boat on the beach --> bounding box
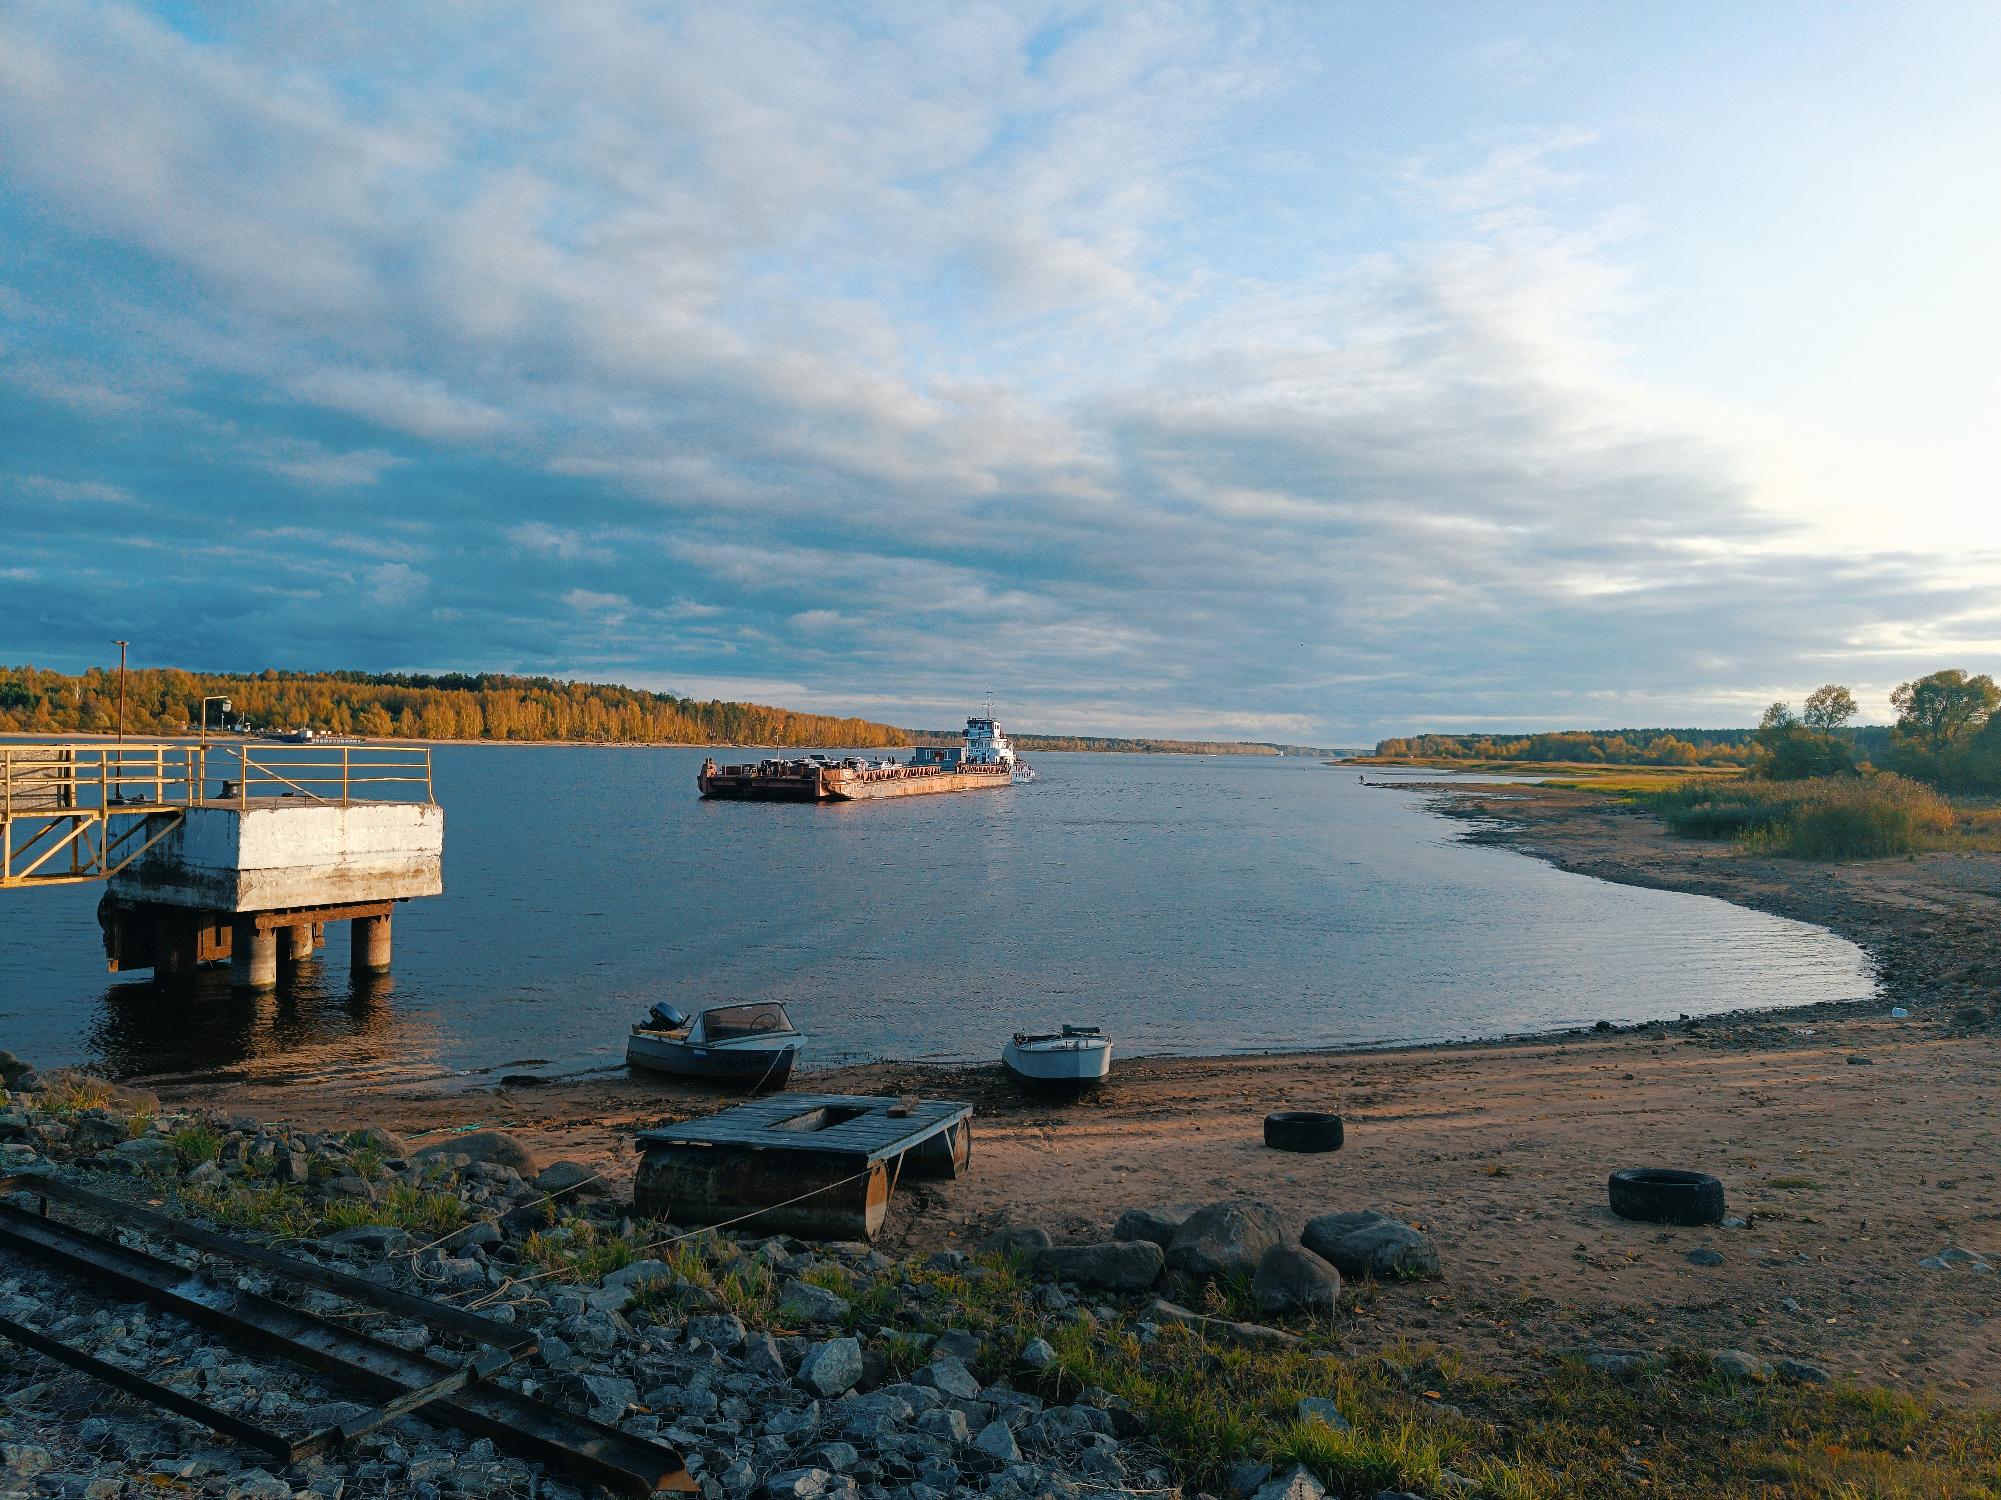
[698,714,1017,802]
[626,1001,802,1090]
[1002,1025,1112,1090]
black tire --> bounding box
[1264,1111,1344,1153]
[1608,1168,1726,1226]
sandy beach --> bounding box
[137,783,2001,1401]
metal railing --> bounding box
[1,741,434,889]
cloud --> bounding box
[0,4,1987,739]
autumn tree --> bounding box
[1801,684,1858,732]
[1890,670,1999,758]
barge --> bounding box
[698,715,1019,802]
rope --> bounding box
[392,1170,610,1262]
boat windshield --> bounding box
[699,1002,795,1041]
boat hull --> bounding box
[627,1032,798,1090]
[1002,1038,1113,1091]
[698,764,1012,801]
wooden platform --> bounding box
[633,1094,973,1241]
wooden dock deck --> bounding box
[633,1094,973,1241]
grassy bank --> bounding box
[1623,775,1986,859]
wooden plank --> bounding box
[637,1095,972,1164]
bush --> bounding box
[1634,775,1951,859]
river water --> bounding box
[0,748,1873,1084]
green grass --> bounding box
[169,1122,224,1168]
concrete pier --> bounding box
[101,797,442,990]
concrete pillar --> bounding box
[279,924,314,964]
[352,913,392,972]
[231,918,277,990]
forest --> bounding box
[0,666,911,748]
[1369,728,1756,767]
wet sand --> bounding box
[143,784,2001,1392]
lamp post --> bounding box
[112,641,128,744]
[199,695,232,801]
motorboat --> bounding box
[1002,1024,1112,1090]
[627,1001,802,1090]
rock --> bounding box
[798,1337,865,1398]
[534,1159,609,1198]
[1774,1358,1832,1385]
[916,1407,970,1443]
[1142,1297,1300,1349]
[973,1419,1021,1462]
[690,1313,747,1350]
[912,1354,981,1400]
[109,1136,180,1174]
[1165,1201,1289,1281]
[1711,1349,1770,1381]
[807,1442,860,1473]
[562,1371,638,1417]
[1253,1243,1342,1315]
[1250,1464,1326,1500]
[980,1225,1053,1256]
[1033,1241,1165,1291]
[1569,1347,1652,1378]
[602,1258,677,1291]
[412,1130,537,1173]
[1686,1248,1725,1267]
[322,1224,413,1255]
[1846,1054,1874,1066]
[766,1467,836,1499]
[1301,1210,1441,1280]
[228,1472,293,1500]
[0,1052,34,1088]
[1111,1204,1199,1247]
[1227,1461,1274,1499]
[1296,1397,1350,1431]
[743,1329,789,1378]
[2,1445,53,1479]
[1019,1337,1058,1371]
[778,1278,852,1325]
[1917,1246,1991,1271]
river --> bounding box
[0,748,1874,1084]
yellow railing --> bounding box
[0,741,434,889]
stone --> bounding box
[0,1051,33,1088]
[1917,1246,1991,1271]
[1033,1241,1165,1291]
[228,1472,294,1500]
[743,1330,789,1378]
[1569,1348,1652,1378]
[1113,1204,1201,1248]
[1019,1337,1058,1372]
[1296,1397,1350,1431]
[322,1223,413,1255]
[1253,1244,1342,1315]
[1165,1201,1289,1282]
[766,1467,836,1499]
[779,1278,852,1325]
[1774,1358,1833,1385]
[534,1159,610,1198]
[1686,1247,1725,1267]
[2,1445,53,1479]
[563,1371,638,1417]
[690,1313,748,1350]
[412,1130,537,1173]
[913,1354,981,1400]
[932,1328,982,1365]
[1301,1210,1441,1280]
[972,1419,1021,1462]
[109,1135,180,1174]
[1227,1461,1275,1499]
[1711,1349,1770,1381]
[1142,1298,1300,1349]
[980,1226,1053,1256]
[1250,1464,1326,1500]
[602,1258,677,1291]
[916,1408,969,1443]
[1847,1054,1874,1066]
[798,1337,865,1398]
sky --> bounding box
[2,2,1998,743]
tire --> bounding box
[1608,1168,1726,1226]
[1264,1111,1344,1153]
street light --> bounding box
[112,640,128,744]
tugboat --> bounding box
[699,715,1019,801]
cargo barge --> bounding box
[699,716,1018,802]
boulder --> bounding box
[1252,1244,1342,1315]
[534,1159,609,1198]
[1296,1397,1349,1431]
[912,1354,981,1400]
[602,1258,677,1291]
[1033,1241,1165,1291]
[108,1136,179,1175]
[322,1224,413,1255]
[1301,1210,1441,1280]
[1165,1201,1288,1282]
[1111,1204,1199,1248]
[1711,1349,1770,1381]
[0,1052,35,1089]
[1774,1358,1832,1385]
[1142,1297,1300,1349]
[980,1225,1054,1256]
[797,1337,864,1398]
[413,1130,537,1173]
[778,1279,852,1325]
[1019,1337,1058,1372]
[689,1313,747,1351]
[1251,1464,1325,1500]
[973,1419,1020,1462]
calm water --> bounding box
[0,749,1874,1085]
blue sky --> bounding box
[2,2,1997,741]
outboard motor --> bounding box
[649,1001,689,1029]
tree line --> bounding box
[0,666,911,748]
[1371,728,1755,767]
[1752,670,2000,790]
